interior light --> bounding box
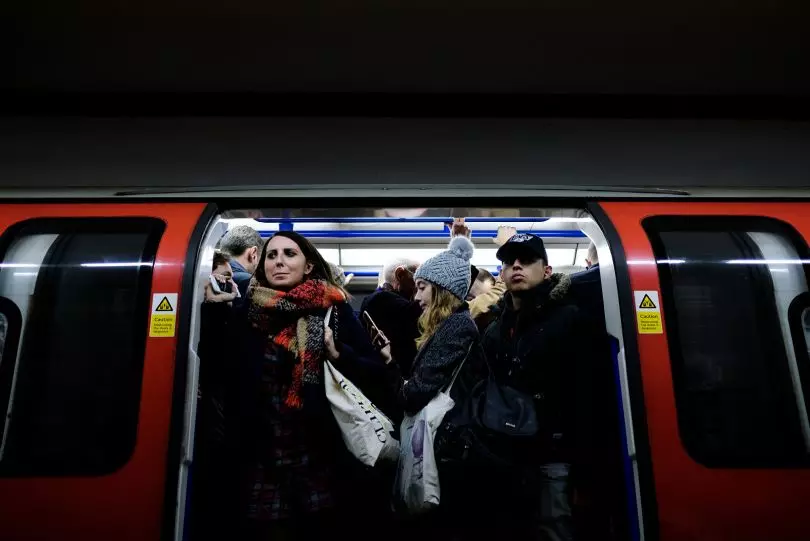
[80,262,152,268]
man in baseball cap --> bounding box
[495,232,552,293]
[496,232,549,262]
[479,229,595,541]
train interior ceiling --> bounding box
[212,207,599,311]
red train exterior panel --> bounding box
[601,201,810,541]
[0,203,207,541]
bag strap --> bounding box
[322,306,336,361]
[443,339,477,394]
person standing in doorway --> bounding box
[481,232,596,541]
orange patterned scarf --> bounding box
[247,278,346,409]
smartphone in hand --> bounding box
[362,311,389,351]
[209,274,224,294]
[210,274,235,294]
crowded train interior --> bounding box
[213,207,599,311]
[185,205,628,541]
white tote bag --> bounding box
[323,307,400,467]
[394,343,472,513]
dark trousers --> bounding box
[442,461,574,541]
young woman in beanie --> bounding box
[372,231,482,541]
[377,233,481,416]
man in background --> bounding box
[569,241,627,540]
[360,257,421,421]
[218,225,263,297]
[569,242,603,332]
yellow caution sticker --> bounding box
[634,290,663,334]
[150,293,178,337]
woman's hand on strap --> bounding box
[324,323,341,361]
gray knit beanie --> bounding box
[413,236,475,301]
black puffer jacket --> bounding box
[481,273,595,475]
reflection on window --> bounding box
[802,308,810,370]
[644,217,810,467]
[0,313,6,366]
[0,219,164,476]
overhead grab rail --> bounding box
[253,217,554,224]
[249,216,586,238]
[257,230,585,239]
[341,269,503,278]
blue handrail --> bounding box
[255,217,552,224]
[344,270,501,278]
[259,230,584,239]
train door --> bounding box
[594,202,810,541]
[0,203,211,541]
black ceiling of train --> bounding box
[5,1,810,113]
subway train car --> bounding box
[1,187,810,541]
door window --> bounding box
[0,219,164,476]
[643,217,810,467]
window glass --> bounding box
[644,217,810,467]
[803,308,810,363]
[0,313,6,366]
[0,219,164,476]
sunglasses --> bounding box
[501,252,541,266]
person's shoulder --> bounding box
[444,309,479,336]
[364,288,391,304]
[232,270,253,290]
[335,300,358,319]
[233,268,251,279]
[570,265,600,285]
[367,288,411,311]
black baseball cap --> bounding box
[496,233,548,264]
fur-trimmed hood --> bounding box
[544,272,572,303]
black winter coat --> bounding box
[360,286,422,378]
[481,273,596,478]
[203,296,390,527]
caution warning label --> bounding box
[634,290,663,334]
[638,294,656,309]
[150,293,178,338]
[155,296,174,312]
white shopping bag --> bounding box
[394,391,455,513]
[394,342,473,513]
[323,306,400,467]
[324,359,400,466]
